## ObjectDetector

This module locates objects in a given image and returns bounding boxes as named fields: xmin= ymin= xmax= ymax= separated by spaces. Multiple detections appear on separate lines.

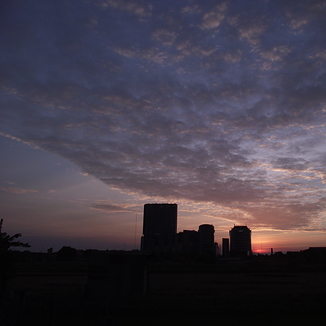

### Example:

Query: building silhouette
xmin=222 ymin=238 xmax=230 ymax=257
xmin=229 ymin=225 xmax=252 ymax=257
xmin=140 ymin=203 xmax=218 ymax=257
xmin=198 ymin=224 xmax=215 ymax=255
xmin=176 ymin=230 xmax=199 ymax=255
xmin=141 ymin=203 xmax=177 ymax=254
xmin=175 ymin=225 xmax=217 ymax=257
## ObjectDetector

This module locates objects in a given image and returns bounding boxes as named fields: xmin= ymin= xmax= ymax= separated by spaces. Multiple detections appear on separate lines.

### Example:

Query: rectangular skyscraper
xmin=141 ymin=203 xmax=177 ymax=253
xmin=198 ymin=224 xmax=215 ymax=255
xmin=229 ymin=225 xmax=252 ymax=257
xmin=222 ymin=238 xmax=230 ymax=257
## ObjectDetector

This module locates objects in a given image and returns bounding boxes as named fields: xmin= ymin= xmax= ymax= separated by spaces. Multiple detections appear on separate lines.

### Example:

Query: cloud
xmin=101 ymin=0 xmax=152 ymax=17
xmin=0 ymin=187 xmax=38 ymax=194
xmin=1 ymin=0 xmax=326 ymax=231
xmin=201 ymin=3 xmax=227 ymax=30
xmin=272 ymin=157 xmax=309 ymax=171
xmin=89 ymin=201 xmax=132 ymax=212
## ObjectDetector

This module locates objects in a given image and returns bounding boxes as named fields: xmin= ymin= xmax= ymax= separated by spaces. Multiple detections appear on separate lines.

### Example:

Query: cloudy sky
xmin=1 ymin=0 xmax=326 ymax=252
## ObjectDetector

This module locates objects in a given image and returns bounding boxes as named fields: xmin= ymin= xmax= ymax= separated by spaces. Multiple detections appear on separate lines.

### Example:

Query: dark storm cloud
xmin=1 ymin=0 xmax=326 ymax=230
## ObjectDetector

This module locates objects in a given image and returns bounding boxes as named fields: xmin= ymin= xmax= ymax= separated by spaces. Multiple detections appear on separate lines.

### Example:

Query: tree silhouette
xmin=0 ymin=219 xmax=30 ymax=311
xmin=0 ymin=219 xmax=30 ymax=252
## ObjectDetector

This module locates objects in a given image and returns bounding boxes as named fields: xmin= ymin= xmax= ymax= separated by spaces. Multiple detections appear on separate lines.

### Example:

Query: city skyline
xmin=1 ymin=0 xmax=326 ymax=253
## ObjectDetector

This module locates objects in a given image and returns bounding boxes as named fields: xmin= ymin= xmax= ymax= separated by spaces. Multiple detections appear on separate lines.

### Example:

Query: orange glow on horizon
xmin=253 ymin=248 xmax=270 ymax=254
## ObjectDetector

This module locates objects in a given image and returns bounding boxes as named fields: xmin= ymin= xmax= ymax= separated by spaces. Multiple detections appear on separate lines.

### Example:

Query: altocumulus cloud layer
xmin=1 ymin=0 xmax=326 ymax=231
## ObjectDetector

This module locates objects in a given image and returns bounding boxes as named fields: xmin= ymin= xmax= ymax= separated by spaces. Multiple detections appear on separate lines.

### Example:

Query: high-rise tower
xmin=141 ymin=203 xmax=177 ymax=253
xmin=198 ymin=224 xmax=215 ymax=255
xmin=229 ymin=225 xmax=251 ymax=257
xmin=222 ymin=238 xmax=230 ymax=257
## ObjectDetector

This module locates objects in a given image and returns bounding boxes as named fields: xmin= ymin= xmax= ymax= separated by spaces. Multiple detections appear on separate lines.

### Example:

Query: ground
xmin=3 ymin=258 xmax=326 ymax=325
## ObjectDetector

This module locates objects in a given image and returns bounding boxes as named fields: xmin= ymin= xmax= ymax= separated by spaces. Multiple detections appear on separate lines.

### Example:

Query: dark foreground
xmin=3 ymin=258 xmax=326 ymax=325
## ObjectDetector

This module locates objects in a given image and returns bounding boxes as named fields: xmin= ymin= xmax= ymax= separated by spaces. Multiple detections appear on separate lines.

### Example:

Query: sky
xmin=1 ymin=0 xmax=326 ymax=253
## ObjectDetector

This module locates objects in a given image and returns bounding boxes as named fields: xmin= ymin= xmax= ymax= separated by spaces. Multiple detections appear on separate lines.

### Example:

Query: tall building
xmin=176 ymin=225 xmax=217 ymax=257
xmin=198 ymin=224 xmax=215 ymax=255
xmin=229 ymin=225 xmax=251 ymax=257
xmin=176 ymin=230 xmax=199 ymax=255
xmin=222 ymin=238 xmax=230 ymax=257
xmin=141 ymin=203 xmax=177 ymax=253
